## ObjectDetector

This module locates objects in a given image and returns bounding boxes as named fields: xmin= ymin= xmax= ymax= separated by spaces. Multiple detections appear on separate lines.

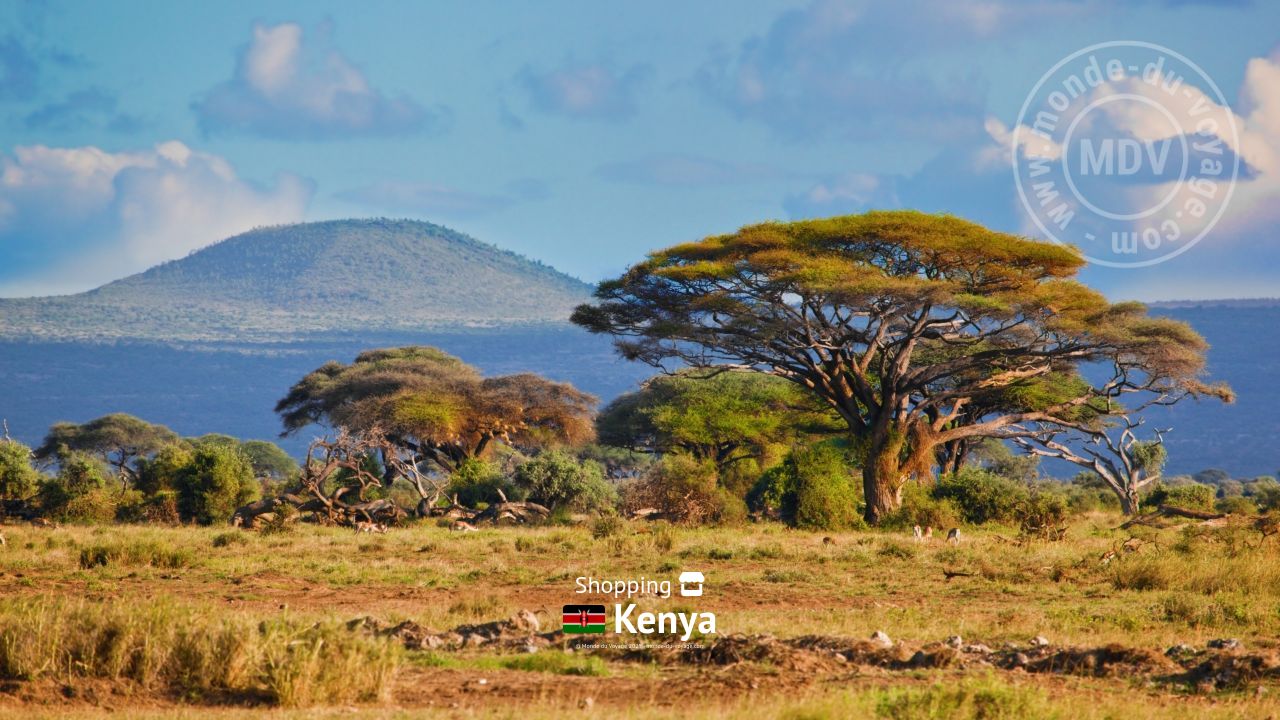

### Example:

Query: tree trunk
xmin=1119 ymin=485 xmax=1140 ymax=515
xmin=862 ymin=430 xmax=907 ymax=524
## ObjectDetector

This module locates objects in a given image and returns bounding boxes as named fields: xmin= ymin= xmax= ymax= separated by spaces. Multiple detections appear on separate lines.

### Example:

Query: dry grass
xmin=4 ymin=514 xmax=1280 ymax=714
xmin=0 ymin=598 xmax=400 ymax=707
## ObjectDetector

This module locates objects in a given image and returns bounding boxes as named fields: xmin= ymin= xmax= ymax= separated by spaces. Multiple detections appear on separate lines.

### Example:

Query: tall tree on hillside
xmin=34 ymin=413 xmax=179 ymax=486
xmin=274 ymin=346 xmax=596 ymax=505
xmin=597 ymin=369 xmax=841 ymax=477
xmin=572 ymin=211 xmax=1229 ymax=523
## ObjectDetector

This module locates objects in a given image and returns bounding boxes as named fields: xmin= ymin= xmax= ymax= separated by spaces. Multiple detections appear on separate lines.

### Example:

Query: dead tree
xmin=1014 ymin=415 xmax=1168 ymax=515
xmin=296 ymin=429 xmax=407 ymax=526
xmin=380 ymin=444 xmax=450 ymax=517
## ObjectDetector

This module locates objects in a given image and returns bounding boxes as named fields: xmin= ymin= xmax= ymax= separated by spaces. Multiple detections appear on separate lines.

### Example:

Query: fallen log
xmin=1157 ymin=504 xmax=1226 ymax=521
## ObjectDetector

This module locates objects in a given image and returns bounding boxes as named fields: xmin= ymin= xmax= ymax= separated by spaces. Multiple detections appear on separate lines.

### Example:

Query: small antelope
xmin=354 ymin=521 xmax=388 ymax=534
xmin=924 ymin=526 xmax=934 ymax=540
xmin=912 ymin=525 xmax=924 ymax=543
xmin=451 ymin=521 xmax=479 ymax=533
xmin=946 ymin=528 xmax=961 ymax=545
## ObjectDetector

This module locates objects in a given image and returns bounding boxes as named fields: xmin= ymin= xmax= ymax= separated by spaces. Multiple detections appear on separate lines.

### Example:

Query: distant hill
xmin=0 ymin=219 xmax=593 ymax=341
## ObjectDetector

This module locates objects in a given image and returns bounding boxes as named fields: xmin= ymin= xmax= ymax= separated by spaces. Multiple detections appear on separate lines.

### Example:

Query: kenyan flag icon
xmin=562 ymin=604 xmax=606 ymax=634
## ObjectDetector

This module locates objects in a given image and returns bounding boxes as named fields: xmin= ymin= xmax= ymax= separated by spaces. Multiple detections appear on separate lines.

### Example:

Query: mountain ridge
xmin=0 ymin=218 xmax=593 ymax=342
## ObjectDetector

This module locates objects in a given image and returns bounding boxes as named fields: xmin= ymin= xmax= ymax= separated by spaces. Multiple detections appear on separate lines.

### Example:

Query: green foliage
xmin=590 ymin=515 xmax=625 ymax=539
xmin=749 ymin=443 xmax=863 ymax=531
xmin=1016 ymin=491 xmax=1069 ymax=539
xmin=38 ymin=452 xmax=114 ymax=522
xmin=597 ymin=370 xmax=840 ymax=481
xmin=513 ymin=450 xmax=615 ymax=511
xmin=966 ymin=439 xmax=1038 ymax=483
xmin=135 ymin=444 xmax=194 ymax=496
xmin=882 ymin=483 xmax=961 ymax=531
xmin=1217 ymin=496 xmax=1258 ymax=515
xmin=276 ymin=346 xmax=596 ymax=476
xmin=174 ymin=445 xmax=259 ymax=525
xmin=1146 ymin=482 xmax=1216 ymax=512
xmin=0 ymin=439 xmax=40 ymax=500
xmin=446 ymin=459 xmax=521 ymax=507
xmin=35 ymin=414 xmax=178 ymax=481
xmin=933 ymin=468 xmax=1027 ymax=525
xmin=1250 ymin=479 xmax=1280 ymax=511
xmin=240 ymin=440 xmax=299 ymax=481
xmin=0 ymin=219 xmax=592 ymax=341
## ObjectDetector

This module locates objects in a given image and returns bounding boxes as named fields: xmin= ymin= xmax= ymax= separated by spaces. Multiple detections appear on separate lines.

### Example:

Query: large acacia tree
xmin=572 ymin=211 xmax=1226 ymax=523
xmin=35 ymin=413 xmax=179 ymax=486
xmin=275 ymin=346 xmax=597 ymax=504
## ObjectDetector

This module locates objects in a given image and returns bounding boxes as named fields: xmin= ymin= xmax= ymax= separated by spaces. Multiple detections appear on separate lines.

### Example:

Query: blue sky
xmin=1 ymin=0 xmax=1278 ymax=300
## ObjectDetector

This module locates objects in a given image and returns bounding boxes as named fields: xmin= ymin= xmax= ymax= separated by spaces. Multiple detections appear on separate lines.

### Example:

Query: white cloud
xmin=783 ymin=173 xmax=899 ymax=218
xmin=518 ymin=61 xmax=652 ymax=121
xmin=0 ymin=141 xmax=313 ymax=297
xmin=697 ymin=0 xmax=1090 ymax=141
xmin=194 ymin=22 xmax=446 ymax=139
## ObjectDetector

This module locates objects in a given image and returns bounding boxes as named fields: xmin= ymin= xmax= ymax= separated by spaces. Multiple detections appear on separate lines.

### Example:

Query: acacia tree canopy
xmin=34 ymin=413 xmax=179 ymax=485
xmin=275 ymin=346 xmax=597 ymax=478
xmin=572 ymin=210 xmax=1229 ymax=523
xmin=597 ymin=370 xmax=841 ymax=474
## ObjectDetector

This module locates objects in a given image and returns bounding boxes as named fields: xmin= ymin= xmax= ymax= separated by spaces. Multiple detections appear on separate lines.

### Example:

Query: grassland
xmin=3 ymin=515 xmax=1280 ymax=718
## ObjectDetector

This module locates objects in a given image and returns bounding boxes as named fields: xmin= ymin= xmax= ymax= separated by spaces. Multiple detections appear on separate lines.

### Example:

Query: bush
xmin=591 ymin=515 xmax=625 ymax=539
xmin=79 ymin=540 xmax=192 ymax=569
xmin=1146 ymin=482 xmax=1216 ymax=512
xmin=621 ymin=456 xmax=722 ymax=524
xmin=1216 ymin=496 xmax=1257 ymax=515
xmin=446 ymin=458 xmax=521 ymax=507
xmin=513 ymin=450 xmax=616 ymax=511
xmin=174 ymin=445 xmax=259 ymax=525
xmin=1248 ymin=479 xmax=1280 ymax=511
xmin=1015 ymin=491 xmax=1069 ymax=540
xmin=0 ymin=439 xmax=40 ymax=501
xmin=933 ymin=468 xmax=1028 ymax=525
xmin=748 ymin=443 xmax=863 ymax=531
xmin=792 ymin=448 xmax=862 ymax=531
xmin=38 ymin=452 xmax=115 ymax=522
xmin=882 ymin=483 xmax=960 ymax=530
xmin=135 ymin=444 xmax=193 ymax=496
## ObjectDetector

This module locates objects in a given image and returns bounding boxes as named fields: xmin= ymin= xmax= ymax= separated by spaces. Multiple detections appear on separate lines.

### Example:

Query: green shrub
xmin=749 ymin=443 xmax=863 ymax=531
xmin=1248 ymin=479 xmax=1280 ymax=511
xmin=135 ymin=444 xmax=193 ymax=496
xmin=591 ymin=515 xmax=625 ymax=539
xmin=38 ymin=453 xmax=116 ymax=523
xmin=1217 ymin=496 xmax=1257 ymax=515
xmin=513 ymin=450 xmax=616 ymax=511
xmin=446 ymin=458 xmax=521 ymax=507
xmin=713 ymin=487 xmax=749 ymax=526
xmin=934 ymin=468 xmax=1027 ymax=525
xmin=174 ymin=445 xmax=259 ymax=525
xmin=1146 ymin=482 xmax=1215 ymax=512
xmin=882 ymin=483 xmax=960 ymax=530
xmin=58 ymin=488 xmax=119 ymax=524
xmin=79 ymin=540 xmax=192 ymax=569
xmin=1015 ymin=491 xmax=1069 ymax=539
xmin=0 ymin=439 xmax=40 ymax=500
